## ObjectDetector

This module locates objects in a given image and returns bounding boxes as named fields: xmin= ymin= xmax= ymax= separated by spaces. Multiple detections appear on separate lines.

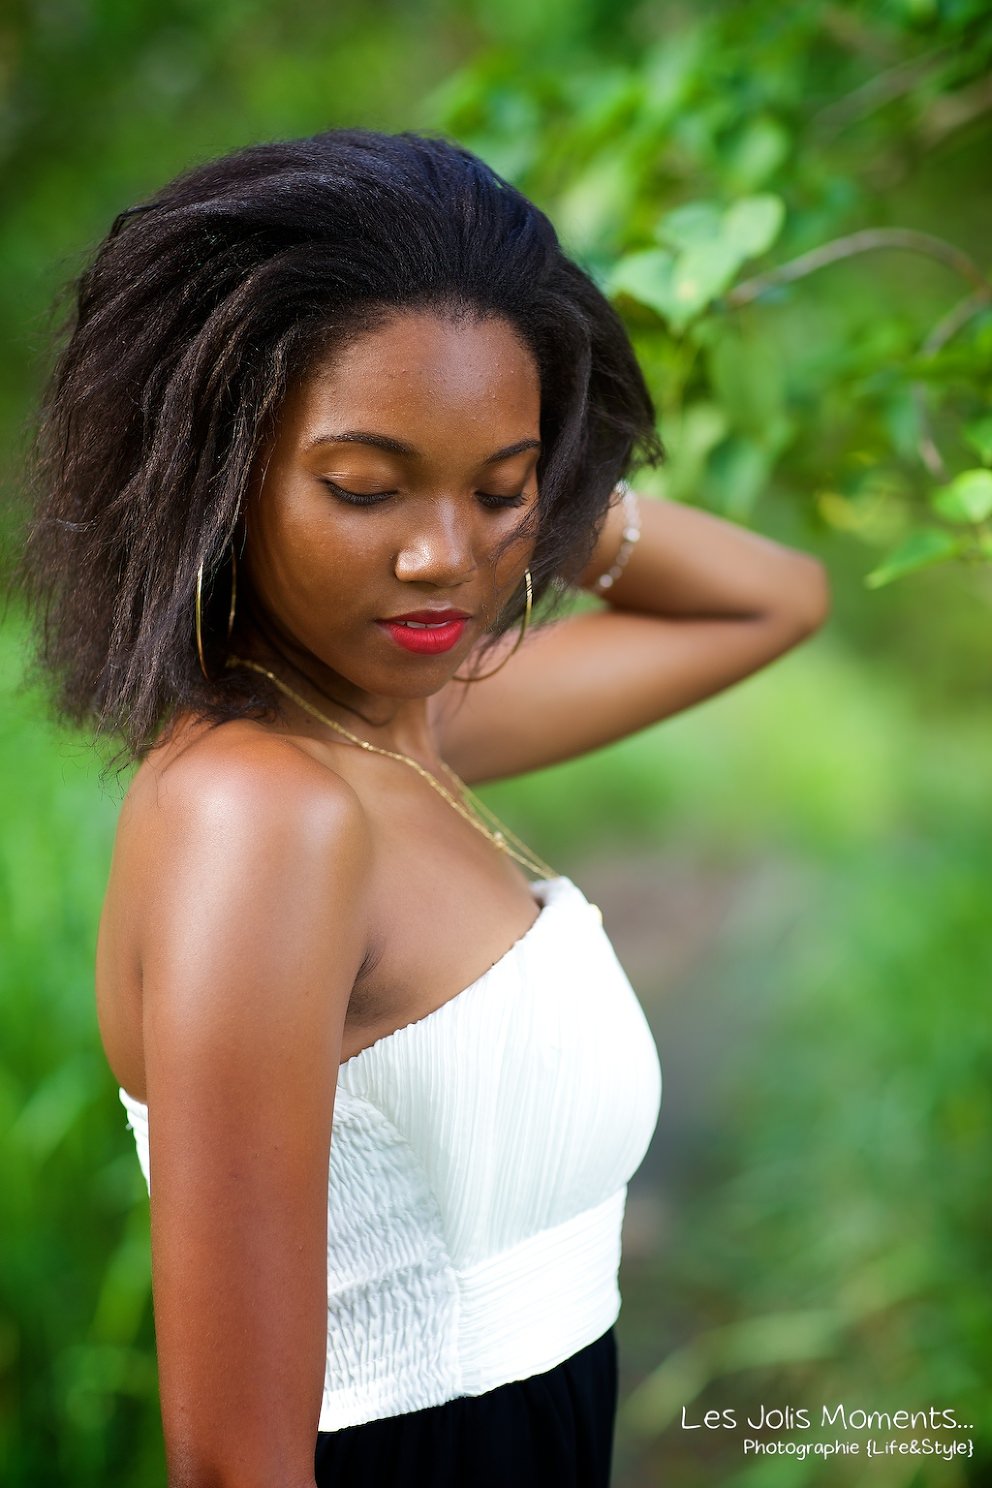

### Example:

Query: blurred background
xmin=2 ymin=2 xmax=991 ymax=1484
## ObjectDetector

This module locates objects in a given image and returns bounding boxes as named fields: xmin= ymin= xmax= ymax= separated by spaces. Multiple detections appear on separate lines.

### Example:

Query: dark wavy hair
xmin=12 ymin=126 xmax=664 ymax=775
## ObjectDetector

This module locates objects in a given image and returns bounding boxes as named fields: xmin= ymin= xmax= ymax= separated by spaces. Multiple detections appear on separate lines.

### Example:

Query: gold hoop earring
xmin=195 ymin=543 xmax=238 ymax=682
xmin=452 ymin=567 xmax=532 ymax=683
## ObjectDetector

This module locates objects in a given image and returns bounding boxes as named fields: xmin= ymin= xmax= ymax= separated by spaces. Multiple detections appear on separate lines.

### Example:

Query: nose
xmin=393 ymin=502 xmax=477 ymax=588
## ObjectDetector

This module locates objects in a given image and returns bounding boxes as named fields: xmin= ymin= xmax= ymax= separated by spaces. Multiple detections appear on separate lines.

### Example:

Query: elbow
xmin=168 ymin=1471 xmax=315 ymax=1488
xmin=802 ymin=557 xmax=832 ymax=632
xmin=777 ymin=555 xmax=832 ymax=635
xmin=165 ymin=1445 xmax=316 ymax=1488
xmin=164 ymin=1449 xmax=222 ymax=1488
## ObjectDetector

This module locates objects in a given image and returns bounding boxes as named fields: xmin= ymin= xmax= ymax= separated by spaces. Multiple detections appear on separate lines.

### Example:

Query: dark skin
xmin=95 ymin=308 xmax=829 ymax=1488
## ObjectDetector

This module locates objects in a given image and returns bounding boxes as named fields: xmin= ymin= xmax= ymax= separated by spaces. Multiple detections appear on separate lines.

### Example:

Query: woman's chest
xmin=336 ymin=835 xmax=545 ymax=1063
xmin=335 ymin=891 xmax=664 ymax=1264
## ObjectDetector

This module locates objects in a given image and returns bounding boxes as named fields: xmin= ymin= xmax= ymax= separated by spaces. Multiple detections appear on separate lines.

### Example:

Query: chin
xmin=383 ymin=669 xmax=456 ymax=700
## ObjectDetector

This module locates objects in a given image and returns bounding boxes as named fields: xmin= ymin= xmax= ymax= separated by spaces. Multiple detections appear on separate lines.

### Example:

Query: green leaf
xmin=656 ymin=200 xmax=723 ymax=252
xmin=704 ymin=435 xmax=772 ymax=520
xmin=607 ymin=248 xmax=679 ymax=319
xmin=555 ymin=150 xmax=641 ymax=254
xmin=964 ymin=415 xmax=992 ymax=466
xmin=610 ymin=240 xmax=740 ymax=332
xmin=681 ymin=401 xmax=729 ymax=457
xmin=723 ymin=193 xmax=785 ymax=258
xmin=722 ymin=115 xmax=791 ymax=191
xmin=662 ymin=401 xmax=729 ymax=502
xmin=669 ymin=239 xmax=743 ymax=328
xmin=864 ymin=528 xmax=961 ymax=588
xmin=930 ymin=469 xmax=992 ymax=524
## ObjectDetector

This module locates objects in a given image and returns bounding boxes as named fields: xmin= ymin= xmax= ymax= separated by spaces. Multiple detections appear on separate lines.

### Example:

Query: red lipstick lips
xmin=376 ymin=607 xmax=471 ymax=656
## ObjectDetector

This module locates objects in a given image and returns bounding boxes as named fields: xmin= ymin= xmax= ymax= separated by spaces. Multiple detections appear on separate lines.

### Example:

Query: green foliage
xmin=621 ymin=815 xmax=992 ymax=1485
xmin=606 ymin=194 xmax=787 ymax=333
xmin=429 ymin=2 xmax=992 ymax=589
xmin=0 ymin=624 xmax=161 ymax=1484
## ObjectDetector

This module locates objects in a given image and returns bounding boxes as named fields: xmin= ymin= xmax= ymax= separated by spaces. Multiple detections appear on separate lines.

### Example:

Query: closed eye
xmin=319 ymin=479 xmax=528 ymax=510
xmin=318 ymin=480 xmax=391 ymax=507
xmin=478 ymin=491 xmax=529 ymax=509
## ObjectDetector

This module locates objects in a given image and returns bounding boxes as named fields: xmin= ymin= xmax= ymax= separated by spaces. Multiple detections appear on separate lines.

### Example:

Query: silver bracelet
xmin=592 ymin=480 xmax=641 ymax=595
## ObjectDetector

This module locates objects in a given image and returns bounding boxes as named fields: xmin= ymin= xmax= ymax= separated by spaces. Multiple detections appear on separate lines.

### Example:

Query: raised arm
xmin=139 ymin=730 xmax=373 ymax=1488
xmin=435 ymin=489 xmax=831 ymax=784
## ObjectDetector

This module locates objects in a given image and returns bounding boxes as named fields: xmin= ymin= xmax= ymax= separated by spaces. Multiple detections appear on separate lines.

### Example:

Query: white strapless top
xmin=118 ymin=873 xmax=662 ymax=1431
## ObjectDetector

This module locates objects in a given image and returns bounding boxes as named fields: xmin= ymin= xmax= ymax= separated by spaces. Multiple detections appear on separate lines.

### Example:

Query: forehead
xmin=282 ymin=309 xmax=541 ymax=453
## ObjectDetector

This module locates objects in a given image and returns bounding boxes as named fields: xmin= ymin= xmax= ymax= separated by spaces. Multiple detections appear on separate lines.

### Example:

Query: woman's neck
xmin=230 ymin=616 xmax=443 ymax=764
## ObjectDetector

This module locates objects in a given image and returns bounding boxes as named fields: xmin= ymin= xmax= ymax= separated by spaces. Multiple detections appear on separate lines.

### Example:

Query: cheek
xmin=277 ymin=528 xmax=369 ymax=616
xmin=252 ymin=486 xmax=365 ymax=595
xmin=491 ymin=514 xmax=539 ymax=575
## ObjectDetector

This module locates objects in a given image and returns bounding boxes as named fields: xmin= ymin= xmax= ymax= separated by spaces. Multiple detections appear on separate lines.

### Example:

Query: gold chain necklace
xmin=224 ymin=655 xmax=559 ymax=881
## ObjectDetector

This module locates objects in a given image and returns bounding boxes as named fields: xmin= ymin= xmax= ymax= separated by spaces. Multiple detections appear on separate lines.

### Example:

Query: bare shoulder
xmin=120 ymin=714 xmax=375 ymax=987
xmin=128 ymin=713 xmax=376 ymax=1101
xmin=129 ymin=713 xmax=371 ymax=855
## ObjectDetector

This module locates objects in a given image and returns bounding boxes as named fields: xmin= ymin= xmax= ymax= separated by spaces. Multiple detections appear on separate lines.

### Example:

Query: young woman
xmin=16 ymin=127 xmax=829 ymax=1488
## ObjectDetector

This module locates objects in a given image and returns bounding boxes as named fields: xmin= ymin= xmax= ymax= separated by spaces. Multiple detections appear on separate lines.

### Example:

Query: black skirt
xmin=313 ymin=1324 xmax=618 ymax=1487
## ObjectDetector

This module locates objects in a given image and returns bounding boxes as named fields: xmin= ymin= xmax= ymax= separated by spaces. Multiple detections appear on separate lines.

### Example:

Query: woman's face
xmin=241 ymin=308 xmax=542 ymax=701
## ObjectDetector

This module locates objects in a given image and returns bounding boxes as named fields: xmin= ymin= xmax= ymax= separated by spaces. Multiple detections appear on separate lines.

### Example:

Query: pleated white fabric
xmin=118 ymin=873 xmax=662 ymax=1431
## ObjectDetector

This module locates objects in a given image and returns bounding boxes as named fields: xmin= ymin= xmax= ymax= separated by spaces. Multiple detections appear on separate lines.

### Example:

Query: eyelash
xmin=319 ymin=479 xmax=528 ymax=510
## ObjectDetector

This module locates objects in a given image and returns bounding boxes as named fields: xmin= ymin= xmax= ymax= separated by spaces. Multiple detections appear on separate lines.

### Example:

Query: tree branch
xmin=726 ymin=228 xmax=990 ymax=308
xmin=724 ymin=229 xmax=992 ymax=484
xmin=912 ymin=289 xmax=992 ymax=479
xmin=811 ymin=50 xmax=949 ymax=140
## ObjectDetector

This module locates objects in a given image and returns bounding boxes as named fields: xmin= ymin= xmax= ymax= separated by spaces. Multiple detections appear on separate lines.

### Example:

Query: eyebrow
xmin=304 ymin=430 xmax=542 ymax=465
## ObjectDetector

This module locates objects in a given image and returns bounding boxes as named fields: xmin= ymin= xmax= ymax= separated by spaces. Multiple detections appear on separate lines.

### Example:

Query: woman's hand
xmin=434 ymin=488 xmax=830 ymax=785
